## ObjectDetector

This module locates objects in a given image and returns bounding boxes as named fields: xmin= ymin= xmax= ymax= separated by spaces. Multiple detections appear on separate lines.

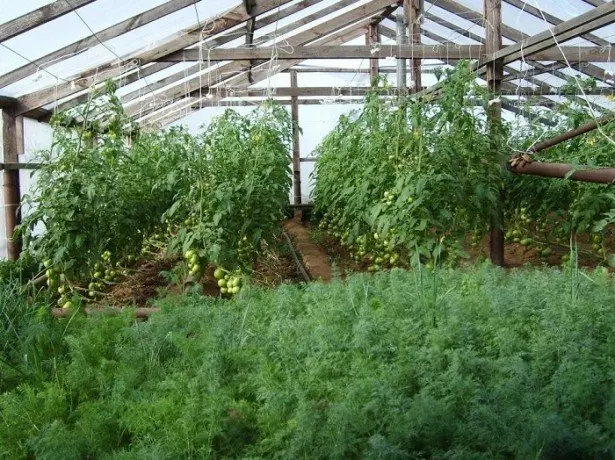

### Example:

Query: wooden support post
xmin=366 ymin=23 xmax=380 ymax=85
xmin=1 ymin=110 xmax=23 ymax=260
xmin=404 ymin=0 xmax=423 ymax=93
xmin=290 ymin=70 xmax=302 ymax=214
xmin=396 ymin=12 xmax=407 ymax=95
xmin=485 ymin=0 xmax=505 ymax=267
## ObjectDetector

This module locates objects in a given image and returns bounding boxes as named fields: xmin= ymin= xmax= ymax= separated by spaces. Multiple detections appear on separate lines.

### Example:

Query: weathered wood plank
xmin=158 ymin=44 xmax=615 ymax=62
xmin=404 ymin=0 xmax=423 ymax=93
xmin=0 ymin=0 xmax=196 ymax=89
xmin=16 ymin=0 xmax=296 ymax=116
xmin=0 ymin=0 xmax=96 ymax=43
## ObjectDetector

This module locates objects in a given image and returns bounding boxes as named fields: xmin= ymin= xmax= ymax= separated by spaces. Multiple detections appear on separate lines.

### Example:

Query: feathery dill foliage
xmin=2 ymin=266 xmax=615 ymax=458
xmin=313 ymin=62 xmax=506 ymax=264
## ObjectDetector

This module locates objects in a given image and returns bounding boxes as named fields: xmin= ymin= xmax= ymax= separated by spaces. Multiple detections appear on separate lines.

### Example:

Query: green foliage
xmin=165 ymin=101 xmax=292 ymax=269
xmin=2 ymin=266 xmax=615 ymax=458
xmin=508 ymin=78 xmax=615 ymax=236
xmin=313 ymin=63 xmax=505 ymax=267
xmin=19 ymin=88 xmax=291 ymax=289
xmin=19 ymin=86 xmax=194 ymax=280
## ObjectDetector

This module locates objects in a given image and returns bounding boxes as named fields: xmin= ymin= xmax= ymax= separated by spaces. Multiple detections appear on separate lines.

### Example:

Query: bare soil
xmin=283 ymin=218 xmax=332 ymax=282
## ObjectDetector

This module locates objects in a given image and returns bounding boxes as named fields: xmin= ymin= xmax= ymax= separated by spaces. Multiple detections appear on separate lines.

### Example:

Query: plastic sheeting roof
xmin=0 ymin=0 xmax=614 ymax=127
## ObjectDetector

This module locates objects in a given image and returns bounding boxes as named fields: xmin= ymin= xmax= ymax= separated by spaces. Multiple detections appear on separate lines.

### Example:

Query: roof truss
xmin=0 ymin=0 xmax=613 ymax=126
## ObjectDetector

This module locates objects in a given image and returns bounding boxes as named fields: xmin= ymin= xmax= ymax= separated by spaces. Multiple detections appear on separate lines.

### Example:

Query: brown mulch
xmin=107 ymin=256 xmax=179 ymax=307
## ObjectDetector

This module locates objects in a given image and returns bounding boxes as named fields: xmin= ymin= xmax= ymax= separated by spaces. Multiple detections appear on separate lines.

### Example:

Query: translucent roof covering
xmin=0 ymin=0 xmax=613 ymax=128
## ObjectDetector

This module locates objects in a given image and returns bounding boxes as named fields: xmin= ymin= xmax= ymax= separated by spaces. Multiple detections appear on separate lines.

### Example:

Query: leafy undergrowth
xmin=2 ymin=266 xmax=615 ymax=458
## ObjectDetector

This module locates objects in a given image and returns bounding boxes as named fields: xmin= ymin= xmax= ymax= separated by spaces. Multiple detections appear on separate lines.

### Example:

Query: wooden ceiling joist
xmin=14 ymin=0 xmax=296 ymax=116
xmin=0 ymin=0 xmax=197 ymax=89
xmin=0 ymin=0 xmax=97 ymax=43
xmin=127 ymin=0 xmax=394 ymax=121
xmin=432 ymin=0 xmax=615 ymax=87
xmin=143 ymin=19 xmax=375 ymax=127
xmin=117 ymin=0 xmax=333 ymax=108
xmin=160 ymin=45 xmax=615 ymax=62
xmin=487 ymin=3 xmax=615 ymax=66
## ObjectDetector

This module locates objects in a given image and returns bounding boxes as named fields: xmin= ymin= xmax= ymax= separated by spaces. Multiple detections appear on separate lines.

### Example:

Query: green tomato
xmin=43 ymin=259 xmax=53 ymax=268
xmin=62 ymin=301 xmax=73 ymax=310
xmin=593 ymin=234 xmax=602 ymax=244
xmin=231 ymin=286 xmax=240 ymax=294
xmin=89 ymin=291 xmax=96 ymax=297
xmin=220 ymin=287 xmax=228 ymax=294
xmin=93 ymin=272 xmax=102 ymax=279
xmin=218 ymin=279 xmax=227 ymax=288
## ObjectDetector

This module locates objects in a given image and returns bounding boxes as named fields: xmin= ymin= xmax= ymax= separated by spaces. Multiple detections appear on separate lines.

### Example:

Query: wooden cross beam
xmin=14 ymin=0 xmax=296 ymax=117
xmin=0 ymin=0 xmax=96 ymax=42
xmin=157 ymin=45 xmax=615 ymax=62
xmin=49 ymin=0 xmax=330 ymax=118
xmin=0 ymin=0 xmax=197 ymax=89
xmin=127 ymin=0 xmax=394 ymax=121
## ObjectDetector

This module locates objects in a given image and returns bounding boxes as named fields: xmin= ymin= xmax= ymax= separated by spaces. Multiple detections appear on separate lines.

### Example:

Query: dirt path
xmin=283 ymin=218 xmax=332 ymax=282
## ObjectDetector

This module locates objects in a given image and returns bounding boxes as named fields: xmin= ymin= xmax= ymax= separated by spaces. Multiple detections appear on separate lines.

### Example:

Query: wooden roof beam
xmin=431 ymin=0 xmax=615 ymax=87
xmin=49 ymin=0 xmax=330 ymax=117
xmin=159 ymin=44 xmax=615 ymax=62
xmin=127 ymin=0 xmax=395 ymax=120
xmin=0 ymin=0 xmax=96 ymax=43
xmin=14 ymin=0 xmax=296 ymax=116
xmin=502 ymin=0 xmax=611 ymax=47
xmin=143 ymin=19 xmax=375 ymax=127
xmin=0 ymin=0 xmax=197 ymax=89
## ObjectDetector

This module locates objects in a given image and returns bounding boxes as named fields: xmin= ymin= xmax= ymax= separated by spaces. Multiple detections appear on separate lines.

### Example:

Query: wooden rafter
xmin=158 ymin=45 xmax=615 ymax=62
xmin=0 ymin=0 xmax=197 ymax=89
xmin=487 ymin=3 xmax=615 ymax=66
xmin=502 ymin=0 xmax=611 ymax=47
xmin=128 ymin=0 xmax=394 ymax=121
xmin=431 ymin=0 xmax=615 ymax=87
xmin=14 ymin=0 xmax=296 ymax=116
xmin=143 ymin=20 xmax=373 ymax=127
xmin=0 ymin=0 xmax=96 ymax=43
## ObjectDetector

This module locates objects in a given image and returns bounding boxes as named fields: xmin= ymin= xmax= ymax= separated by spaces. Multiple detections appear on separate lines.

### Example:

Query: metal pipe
xmin=529 ymin=115 xmax=615 ymax=153
xmin=508 ymin=161 xmax=615 ymax=184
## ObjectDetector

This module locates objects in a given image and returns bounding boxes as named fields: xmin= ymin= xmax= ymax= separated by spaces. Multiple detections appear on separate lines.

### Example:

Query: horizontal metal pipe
xmin=508 ymin=160 xmax=615 ymax=184
xmin=529 ymin=115 xmax=615 ymax=153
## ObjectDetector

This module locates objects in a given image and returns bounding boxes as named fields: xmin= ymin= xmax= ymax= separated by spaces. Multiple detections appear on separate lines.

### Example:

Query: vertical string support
xmin=485 ymin=0 xmax=505 ymax=266
xmin=366 ymin=23 xmax=380 ymax=86
xmin=290 ymin=70 xmax=301 ymax=212
xmin=404 ymin=0 xmax=423 ymax=93
xmin=1 ymin=110 xmax=23 ymax=260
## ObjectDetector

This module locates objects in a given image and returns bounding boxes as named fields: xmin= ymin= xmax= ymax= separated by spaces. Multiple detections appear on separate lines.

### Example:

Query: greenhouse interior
xmin=1 ymin=0 xmax=615 ymax=457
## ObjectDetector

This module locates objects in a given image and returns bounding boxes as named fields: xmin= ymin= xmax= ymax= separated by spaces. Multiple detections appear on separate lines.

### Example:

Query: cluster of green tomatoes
xmin=319 ymin=211 xmax=402 ymax=272
xmin=184 ymin=249 xmax=203 ymax=278
xmin=214 ymin=267 xmax=242 ymax=296
xmin=44 ymin=259 xmax=73 ymax=309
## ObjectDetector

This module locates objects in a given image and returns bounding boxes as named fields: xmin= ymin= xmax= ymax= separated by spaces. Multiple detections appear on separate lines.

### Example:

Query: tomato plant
xmin=313 ymin=63 xmax=505 ymax=269
xmin=165 ymin=101 xmax=292 ymax=272
xmin=19 ymin=83 xmax=292 ymax=301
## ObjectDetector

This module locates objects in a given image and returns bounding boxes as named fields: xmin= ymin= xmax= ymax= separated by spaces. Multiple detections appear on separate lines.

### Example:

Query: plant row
xmin=18 ymin=84 xmax=292 ymax=307
xmin=313 ymin=64 xmax=614 ymax=270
